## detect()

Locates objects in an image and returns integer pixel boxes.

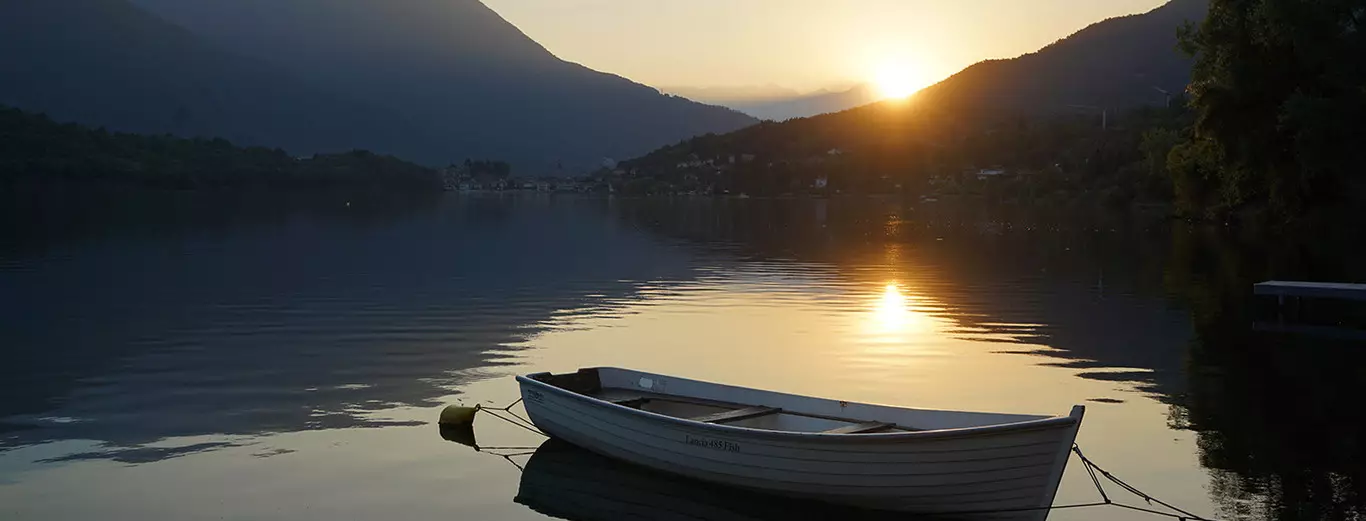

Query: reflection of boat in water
[517,439,921,521]
[517,368,1084,520]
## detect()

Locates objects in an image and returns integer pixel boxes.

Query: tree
[1141,127,1182,179]
[1167,138,1227,218]
[1178,0,1366,217]
[0,106,443,192]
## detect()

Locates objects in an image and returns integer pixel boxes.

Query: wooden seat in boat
[608,397,649,408]
[823,421,894,434]
[691,406,780,424]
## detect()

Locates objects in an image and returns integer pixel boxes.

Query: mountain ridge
[0,0,420,158]
[127,0,759,171]
[1,0,756,172]
[652,0,1206,128]
[624,0,1209,178]
[914,0,1207,117]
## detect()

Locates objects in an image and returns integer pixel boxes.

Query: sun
[873,64,922,100]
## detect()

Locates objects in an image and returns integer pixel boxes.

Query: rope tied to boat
[1066,445,1214,521]
[442,399,1220,520]
[437,398,548,471]
[438,398,545,447]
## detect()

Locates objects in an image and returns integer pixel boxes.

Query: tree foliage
[1176,0,1366,217]
[0,107,442,192]
[623,101,1189,204]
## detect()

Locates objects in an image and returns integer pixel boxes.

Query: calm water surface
[2,194,1363,521]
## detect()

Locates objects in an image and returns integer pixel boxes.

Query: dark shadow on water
[37,441,245,465]
[1163,225,1366,520]
[0,192,705,462]
[516,439,957,521]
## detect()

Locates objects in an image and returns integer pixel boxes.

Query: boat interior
[530,369,919,434]
[597,388,915,434]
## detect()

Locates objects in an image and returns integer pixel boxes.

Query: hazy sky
[483,0,1169,94]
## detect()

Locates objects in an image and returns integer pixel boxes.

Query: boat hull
[517,370,1082,520]
[518,440,910,521]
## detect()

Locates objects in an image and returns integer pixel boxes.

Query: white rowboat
[517,367,1085,520]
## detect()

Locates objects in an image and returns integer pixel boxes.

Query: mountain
[0,0,419,159]
[915,0,1207,117]
[628,0,1206,165]
[622,0,1208,192]
[0,106,441,191]
[125,0,758,171]
[0,0,756,173]
[733,84,880,121]
[649,0,1205,128]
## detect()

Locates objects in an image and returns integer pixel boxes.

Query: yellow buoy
[439,404,479,427]
[438,404,481,449]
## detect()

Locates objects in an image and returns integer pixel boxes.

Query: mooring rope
[944,446,1217,520]
[469,398,548,438]
[463,399,1219,520]
[1070,445,1213,521]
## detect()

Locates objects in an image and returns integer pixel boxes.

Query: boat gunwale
[517,369,1083,443]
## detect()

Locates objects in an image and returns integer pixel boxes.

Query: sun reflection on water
[866,282,928,343]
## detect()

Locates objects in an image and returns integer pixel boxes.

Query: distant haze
[665,84,877,121]
[663,85,807,105]
[483,0,1168,93]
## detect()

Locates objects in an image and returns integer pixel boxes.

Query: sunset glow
[873,63,924,100]
[484,0,1169,93]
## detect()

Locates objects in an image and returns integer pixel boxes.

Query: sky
[483,0,1169,96]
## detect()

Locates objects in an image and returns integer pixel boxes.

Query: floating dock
[1254,281,1366,302]
[1254,281,1366,338]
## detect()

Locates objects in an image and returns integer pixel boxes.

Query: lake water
[2,193,1363,521]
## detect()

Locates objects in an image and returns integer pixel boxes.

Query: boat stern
[1032,405,1086,521]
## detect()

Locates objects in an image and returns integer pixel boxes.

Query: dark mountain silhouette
[0,0,756,172]
[0,0,419,158]
[626,0,1207,172]
[915,0,1207,117]
[125,0,757,171]
[0,107,441,191]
